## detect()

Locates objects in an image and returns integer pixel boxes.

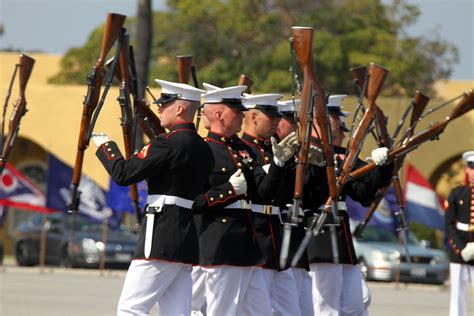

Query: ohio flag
[404,163,445,229]
[0,163,49,213]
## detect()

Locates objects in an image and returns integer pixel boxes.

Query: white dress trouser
[261,268,302,316]
[117,260,192,316]
[203,265,272,316]
[309,263,365,316]
[191,266,207,315]
[291,268,314,316]
[449,262,474,316]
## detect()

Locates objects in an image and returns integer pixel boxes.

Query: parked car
[353,226,449,285]
[13,212,138,269]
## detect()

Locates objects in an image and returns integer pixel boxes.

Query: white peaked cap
[242,93,283,109]
[201,85,247,103]
[327,94,349,117]
[278,99,300,113]
[327,94,347,107]
[202,82,221,92]
[463,151,474,163]
[154,79,204,102]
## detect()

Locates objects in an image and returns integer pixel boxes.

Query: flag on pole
[404,163,445,229]
[106,179,147,214]
[0,163,50,213]
[45,154,122,228]
[346,187,398,235]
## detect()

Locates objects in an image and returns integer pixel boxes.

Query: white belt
[224,200,251,209]
[456,222,474,232]
[317,201,347,211]
[251,204,281,216]
[147,194,193,210]
[144,194,193,259]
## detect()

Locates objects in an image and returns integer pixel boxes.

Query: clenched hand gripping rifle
[0,54,35,173]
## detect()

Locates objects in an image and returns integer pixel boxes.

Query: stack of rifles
[2,13,473,266]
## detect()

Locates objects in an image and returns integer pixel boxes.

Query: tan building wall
[0,52,162,189]
[1,51,473,192]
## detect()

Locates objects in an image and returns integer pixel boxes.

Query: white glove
[308,145,325,166]
[271,131,299,166]
[91,132,110,147]
[371,147,388,165]
[461,242,474,262]
[228,169,247,195]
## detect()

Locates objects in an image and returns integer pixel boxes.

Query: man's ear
[251,111,258,124]
[175,104,184,116]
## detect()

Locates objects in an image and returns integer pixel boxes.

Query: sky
[0,0,473,80]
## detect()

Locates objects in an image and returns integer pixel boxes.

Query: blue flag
[346,186,399,235]
[45,154,122,228]
[106,179,147,214]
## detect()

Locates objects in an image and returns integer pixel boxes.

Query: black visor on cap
[327,106,346,117]
[280,111,296,118]
[255,104,282,117]
[222,98,247,111]
[154,93,181,107]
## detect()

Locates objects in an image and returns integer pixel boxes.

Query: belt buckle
[263,205,273,215]
[241,200,250,209]
[146,206,161,214]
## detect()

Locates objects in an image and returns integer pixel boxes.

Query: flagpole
[99,216,109,276]
[39,216,49,273]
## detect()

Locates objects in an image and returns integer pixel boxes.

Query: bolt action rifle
[349,90,474,181]
[115,32,143,227]
[177,55,202,129]
[238,74,254,94]
[129,46,165,140]
[0,54,35,173]
[280,26,338,268]
[352,88,429,240]
[69,13,126,214]
[292,63,389,267]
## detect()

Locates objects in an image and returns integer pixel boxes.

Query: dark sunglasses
[467,162,474,169]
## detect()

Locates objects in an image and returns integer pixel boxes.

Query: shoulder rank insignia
[138,143,151,159]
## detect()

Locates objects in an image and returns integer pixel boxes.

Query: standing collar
[242,132,271,147]
[169,122,196,132]
[207,130,235,144]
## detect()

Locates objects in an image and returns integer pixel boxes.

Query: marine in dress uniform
[241,94,302,316]
[304,95,392,316]
[192,85,297,316]
[274,99,315,316]
[92,79,214,316]
[446,150,474,316]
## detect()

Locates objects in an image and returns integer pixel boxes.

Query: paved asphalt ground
[0,262,472,316]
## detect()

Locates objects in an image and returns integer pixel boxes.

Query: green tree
[49,0,458,97]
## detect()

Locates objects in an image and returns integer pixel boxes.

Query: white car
[353,226,449,285]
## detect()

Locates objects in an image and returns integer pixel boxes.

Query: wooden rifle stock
[292,26,333,199]
[0,54,35,172]
[337,63,389,193]
[70,13,126,213]
[292,63,389,265]
[238,75,254,93]
[353,91,429,238]
[350,90,474,180]
[129,46,165,139]
[177,55,193,84]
